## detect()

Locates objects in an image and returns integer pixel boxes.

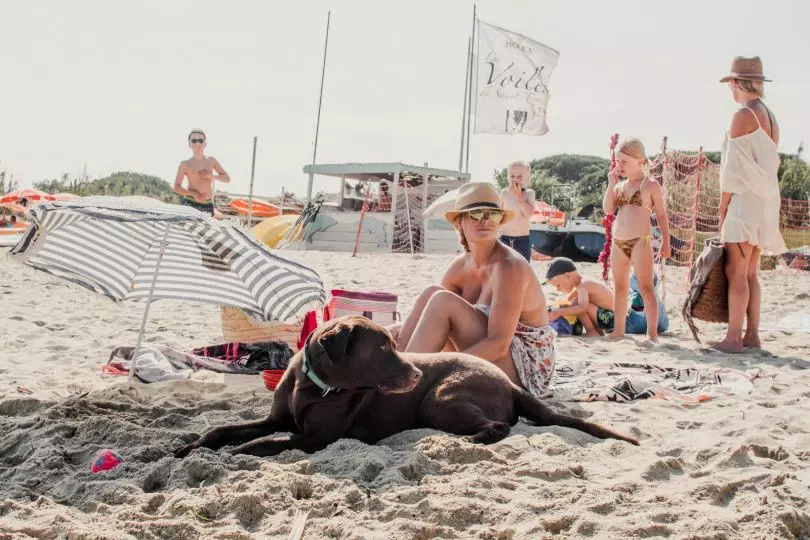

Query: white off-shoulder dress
[719,107,787,255]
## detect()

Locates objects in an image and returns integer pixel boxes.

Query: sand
[1,250,810,539]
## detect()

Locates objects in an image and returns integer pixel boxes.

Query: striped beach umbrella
[9,196,326,380]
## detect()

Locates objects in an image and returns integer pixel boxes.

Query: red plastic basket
[261,370,286,391]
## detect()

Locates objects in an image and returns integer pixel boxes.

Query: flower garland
[597,133,619,283]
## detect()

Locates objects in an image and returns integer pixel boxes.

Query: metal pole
[458,37,472,173]
[464,4,477,174]
[247,136,258,226]
[129,223,171,385]
[307,10,332,205]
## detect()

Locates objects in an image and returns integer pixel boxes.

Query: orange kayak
[229,199,280,218]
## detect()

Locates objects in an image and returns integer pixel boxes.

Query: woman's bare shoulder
[494,249,531,279]
[729,108,759,138]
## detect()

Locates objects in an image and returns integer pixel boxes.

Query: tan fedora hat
[719,56,772,83]
[444,182,514,224]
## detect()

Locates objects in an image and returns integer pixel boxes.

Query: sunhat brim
[720,74,772,83]
[445,204,514,225]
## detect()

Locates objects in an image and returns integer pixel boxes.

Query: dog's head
[305,316,422,394]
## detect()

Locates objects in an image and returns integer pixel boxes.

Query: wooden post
[391,172,399,216]
[422,174,429,254]
[658,136,668,302]
[390,172,400,253]
[690,146,704,276]
[352,182,371,257]
[339,175,345,210]
[403,178,414,254]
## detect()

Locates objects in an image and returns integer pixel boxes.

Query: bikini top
[615,177,652,212]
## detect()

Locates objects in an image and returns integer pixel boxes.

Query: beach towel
[682,238,728,342]
[107,342,293,383]
[549,356,758,406]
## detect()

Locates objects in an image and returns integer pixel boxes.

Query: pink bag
[323,289,400,324]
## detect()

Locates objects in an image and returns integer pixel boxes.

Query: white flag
[474,21,559,136]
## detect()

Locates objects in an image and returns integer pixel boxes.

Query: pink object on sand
[90,449,123,473]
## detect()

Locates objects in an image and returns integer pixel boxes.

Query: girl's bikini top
[615,177,652,212]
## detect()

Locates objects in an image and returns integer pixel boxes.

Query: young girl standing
[602,138,671,341]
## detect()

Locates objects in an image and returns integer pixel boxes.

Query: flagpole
[464,4,477,174]
[306,10,331,206]
[247,136,257,226]
[458,37,471,174]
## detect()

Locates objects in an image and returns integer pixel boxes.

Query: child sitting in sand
[602,137,671,341]
[543,257,616,337]
[544,257,669,337]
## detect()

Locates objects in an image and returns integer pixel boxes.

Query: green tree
[34,172,178,202]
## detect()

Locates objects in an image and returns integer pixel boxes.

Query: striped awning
[9,196,326,323]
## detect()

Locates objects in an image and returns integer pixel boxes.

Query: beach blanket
[549,356,759,406]
[107,342,293,383]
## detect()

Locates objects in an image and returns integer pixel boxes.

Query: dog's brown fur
[175,316,638,457]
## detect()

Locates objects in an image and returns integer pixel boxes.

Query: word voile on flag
[474,21,560,137]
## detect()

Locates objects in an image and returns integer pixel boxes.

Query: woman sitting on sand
[714,57,787,353]
[602,138,671,341]
[390,182,556,398]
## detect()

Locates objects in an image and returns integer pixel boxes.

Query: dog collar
[302,338,341,398]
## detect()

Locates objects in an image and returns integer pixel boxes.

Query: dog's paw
[173,443,198,459]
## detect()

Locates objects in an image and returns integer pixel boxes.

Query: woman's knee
[423,289,461,313]
[420,285,446,300]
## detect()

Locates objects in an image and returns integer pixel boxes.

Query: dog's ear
[319,323,354,364]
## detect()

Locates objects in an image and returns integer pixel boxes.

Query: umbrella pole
[128,224,171,385]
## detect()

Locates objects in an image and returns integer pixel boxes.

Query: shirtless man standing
[174,129,230,215]
[499,160,536,262]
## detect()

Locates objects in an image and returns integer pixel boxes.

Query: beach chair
[220,307,305,351]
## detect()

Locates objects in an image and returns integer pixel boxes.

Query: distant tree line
[34,172,178,202]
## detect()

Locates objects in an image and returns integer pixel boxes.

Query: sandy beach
[2,250,810,539]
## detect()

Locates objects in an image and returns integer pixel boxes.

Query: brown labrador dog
[175,316,638,457]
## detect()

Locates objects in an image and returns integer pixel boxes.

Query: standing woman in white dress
[715,57,787,353]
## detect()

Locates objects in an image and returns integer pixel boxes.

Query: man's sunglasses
[190,138,206,144]
[465,209,505,223]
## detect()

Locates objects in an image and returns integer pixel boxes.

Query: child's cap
[543,257,577,284]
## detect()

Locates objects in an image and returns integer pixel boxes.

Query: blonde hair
[509,160,530,170]
[453,215,471,252]
[616,137,649,166]
[734,78,765,97]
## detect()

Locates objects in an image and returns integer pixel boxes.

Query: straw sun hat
[444,182,514,224]
[719,56,772,83]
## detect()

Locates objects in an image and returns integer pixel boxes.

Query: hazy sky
[2,0,808,198]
